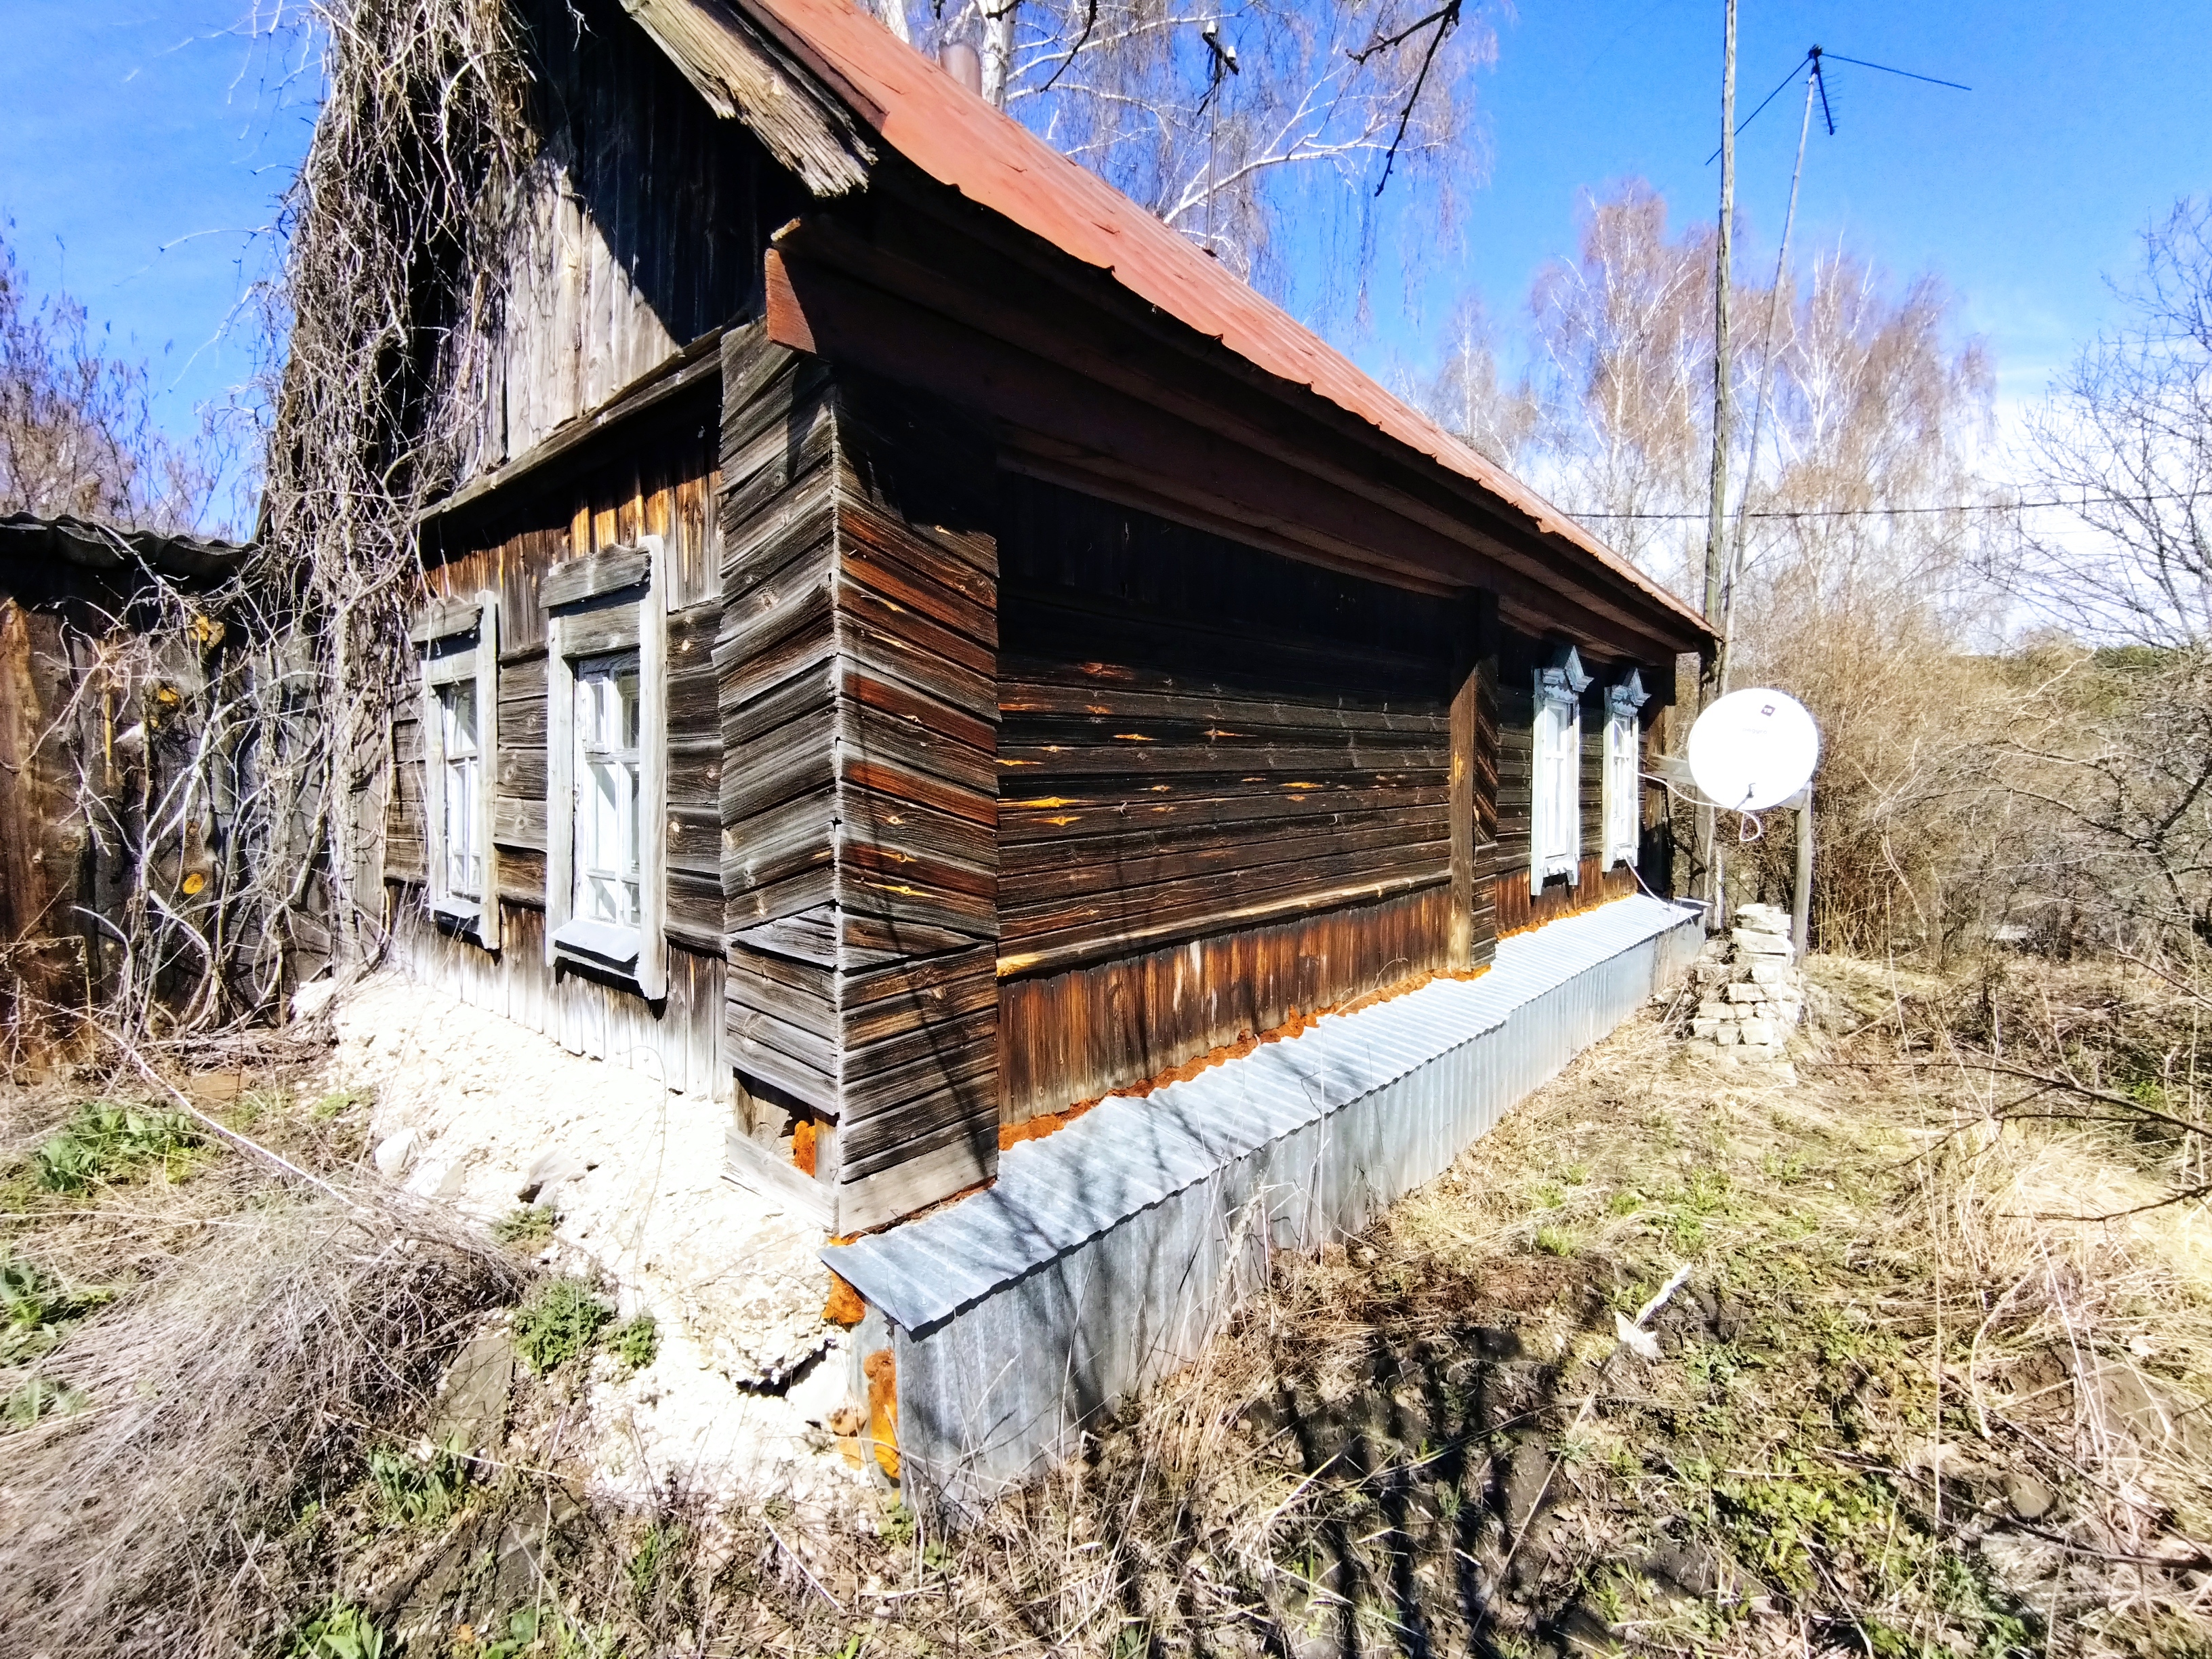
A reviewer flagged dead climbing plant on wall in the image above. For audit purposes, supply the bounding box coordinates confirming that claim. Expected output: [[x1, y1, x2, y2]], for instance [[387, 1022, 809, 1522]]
[[20, 0, 547, 1042]]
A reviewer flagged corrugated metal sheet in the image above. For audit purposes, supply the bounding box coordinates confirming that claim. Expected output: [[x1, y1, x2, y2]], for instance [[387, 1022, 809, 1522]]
[[655, 0, 1706, 640], [820, 895, 1704, 1509]]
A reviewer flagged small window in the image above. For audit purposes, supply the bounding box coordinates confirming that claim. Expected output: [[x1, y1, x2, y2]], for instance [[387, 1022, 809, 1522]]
[[1601, 670, 1650, 869], [438, 682, 483, 900], [573, 653, 642, 930], [413, 589, 500, 949], [544, 536, 667, 999], [1530, 645, 1590, 897]]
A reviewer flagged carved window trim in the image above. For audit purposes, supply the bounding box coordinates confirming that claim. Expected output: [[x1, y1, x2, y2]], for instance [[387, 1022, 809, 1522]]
[[413, 590, 501, 950], [1602, 669, 1650, 870], [545, 535, 668, 1000], [1531, 644, 1590, 897]]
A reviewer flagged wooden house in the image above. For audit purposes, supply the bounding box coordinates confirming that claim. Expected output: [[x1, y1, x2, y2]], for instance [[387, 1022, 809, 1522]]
[[387, 0, 1713, 1254]]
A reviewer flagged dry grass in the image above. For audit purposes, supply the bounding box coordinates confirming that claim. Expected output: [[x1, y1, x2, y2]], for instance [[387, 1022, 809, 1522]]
[[5, 954, 2211, 1658], [0, 1054, 523, 1659]]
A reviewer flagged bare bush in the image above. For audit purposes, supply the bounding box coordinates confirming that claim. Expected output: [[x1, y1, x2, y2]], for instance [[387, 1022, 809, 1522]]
[[0, 1187, 520, 1658]]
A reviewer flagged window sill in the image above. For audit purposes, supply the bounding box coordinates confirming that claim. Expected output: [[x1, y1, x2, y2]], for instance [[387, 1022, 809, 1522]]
[[431, 896, 497, 951], [553, 917, 642, 972]]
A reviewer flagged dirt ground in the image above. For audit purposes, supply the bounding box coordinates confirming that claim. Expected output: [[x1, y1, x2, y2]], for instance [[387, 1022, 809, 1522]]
[[4, 951, 2211, 1657]]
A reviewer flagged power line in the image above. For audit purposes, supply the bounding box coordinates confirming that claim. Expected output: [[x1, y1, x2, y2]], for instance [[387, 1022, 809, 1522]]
[[1576, 491, 2205, 521]]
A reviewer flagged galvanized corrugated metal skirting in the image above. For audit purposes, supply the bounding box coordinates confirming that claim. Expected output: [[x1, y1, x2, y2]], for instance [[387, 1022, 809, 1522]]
[[823, 894, 1703, 1510]]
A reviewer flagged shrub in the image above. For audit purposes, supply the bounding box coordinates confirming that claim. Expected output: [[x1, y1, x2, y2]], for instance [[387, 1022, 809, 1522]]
[[33, 1102, 200, 1193], [512, 1276, 613, 1374]]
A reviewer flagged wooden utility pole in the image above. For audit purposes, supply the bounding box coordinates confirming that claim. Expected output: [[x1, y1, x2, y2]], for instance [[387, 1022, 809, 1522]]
[[1696, 0, 1738, 925]]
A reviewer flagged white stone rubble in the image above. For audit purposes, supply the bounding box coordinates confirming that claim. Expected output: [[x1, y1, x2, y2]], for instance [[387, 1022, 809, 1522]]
[[327, 971, 872, 1508], [1683, 902, 1805, 1063]]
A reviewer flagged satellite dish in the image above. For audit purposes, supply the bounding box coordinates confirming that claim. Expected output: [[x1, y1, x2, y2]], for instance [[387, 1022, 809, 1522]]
[[1687, 689, 1820, 813]]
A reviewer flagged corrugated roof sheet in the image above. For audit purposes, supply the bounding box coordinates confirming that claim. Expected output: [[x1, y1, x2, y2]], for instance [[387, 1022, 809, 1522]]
[[682, 0, 1706, 638], [823, 894, 1701, 1332]]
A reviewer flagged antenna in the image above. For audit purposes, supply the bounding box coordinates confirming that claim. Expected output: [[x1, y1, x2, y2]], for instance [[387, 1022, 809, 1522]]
[[1710, 41, 1967, 159], [1687, 689, 1822, 816]]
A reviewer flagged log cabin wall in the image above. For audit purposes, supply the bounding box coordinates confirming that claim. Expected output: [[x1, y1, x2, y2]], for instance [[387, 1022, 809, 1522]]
[[1488, 623, 1664, 937], [387, 391, 728, 1096], [716, 325, 1002, 1235], [451, 0, 798, 485], [995, 475, 1466, 1126]]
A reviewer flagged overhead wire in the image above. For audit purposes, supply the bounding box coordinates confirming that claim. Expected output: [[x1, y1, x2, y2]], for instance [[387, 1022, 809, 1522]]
[[1575, 491, 2207, 521]]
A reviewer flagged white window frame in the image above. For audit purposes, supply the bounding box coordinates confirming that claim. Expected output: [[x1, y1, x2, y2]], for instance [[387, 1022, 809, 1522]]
[[414, 590, 500, 949], [545, 535, 666, 1000], [1602, 669, 1650, 870], [1530, 644, 1590, 897]]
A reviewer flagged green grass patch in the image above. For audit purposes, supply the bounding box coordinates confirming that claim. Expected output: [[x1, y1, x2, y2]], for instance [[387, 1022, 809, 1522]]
[[1, 1252, 113, 1364], [612, 1313, 658, 1370], [32, 1101, 202, 1193], [492, 1203, 557, 1245], [512, 1275, 614, 1374], [367, 1437, 473, 1528]]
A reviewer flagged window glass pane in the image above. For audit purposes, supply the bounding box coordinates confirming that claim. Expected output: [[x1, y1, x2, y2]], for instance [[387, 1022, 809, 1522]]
[[573, 653, 643, 930], [439, 682, 480, 899]]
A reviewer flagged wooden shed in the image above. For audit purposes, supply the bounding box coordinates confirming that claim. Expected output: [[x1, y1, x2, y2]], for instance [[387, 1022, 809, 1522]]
[[386, 0, 1713, 1249], [0, 514, 258, 1031]]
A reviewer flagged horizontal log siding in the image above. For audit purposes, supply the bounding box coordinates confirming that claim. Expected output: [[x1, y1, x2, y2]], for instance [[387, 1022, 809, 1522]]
[[455, 0, 792, 480], [385, 398, 724, 1088], [1000, 886, 1448, 1124], [996, 475, 1461, 1125], [717, 325, 1001, 1233]]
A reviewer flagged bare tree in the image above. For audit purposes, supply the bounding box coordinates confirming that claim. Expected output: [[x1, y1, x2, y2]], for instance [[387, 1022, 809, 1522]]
[[1415, 292, 1532, 468], [2022, 198, 2212, 648], [0, 233, 220, 533], [901, 0, 1492, 302]]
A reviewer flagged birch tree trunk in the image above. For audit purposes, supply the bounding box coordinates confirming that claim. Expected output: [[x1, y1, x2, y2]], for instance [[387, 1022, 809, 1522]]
[[982, 1, 1018, 107]]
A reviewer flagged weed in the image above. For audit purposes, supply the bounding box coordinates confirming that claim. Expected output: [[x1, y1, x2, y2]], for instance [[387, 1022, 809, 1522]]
[[1534, 1181, 1566, 1208], [33, 1101, 201, 1192], [1563, 1160, 1591, 1184], [512, 1275, 613, 1373], [493, 1203, 557, 1245], [882, 1500, 917, 1547], [630, 1521, 681, 1601], [612, 1313, 658, 1370], [3, 1374, 86, 1429], [367, 1437, 472, 1527], [1606, 1188, 1643, 1215], [0, 1252, 112, 1364], [312, 1086, 374, 1120], [232, 1086, 287, 1126], [289, 1597, 386, 1659], [1534, 1223, 1575, 1256]]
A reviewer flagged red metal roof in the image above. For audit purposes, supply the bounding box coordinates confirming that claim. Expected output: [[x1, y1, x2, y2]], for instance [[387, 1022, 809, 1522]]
[[726, 0, 1707, 637]]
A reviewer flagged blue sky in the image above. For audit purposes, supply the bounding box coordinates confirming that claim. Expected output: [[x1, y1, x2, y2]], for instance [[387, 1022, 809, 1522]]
[[1411, 0, 2211, 417], [5, 0, 2206, 503]]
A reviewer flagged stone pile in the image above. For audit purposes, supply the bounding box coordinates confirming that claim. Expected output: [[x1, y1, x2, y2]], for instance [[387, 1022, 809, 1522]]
[[1686, 901, 1803, 1060]]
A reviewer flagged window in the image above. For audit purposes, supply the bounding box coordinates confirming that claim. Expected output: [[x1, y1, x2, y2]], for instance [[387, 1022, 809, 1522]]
[[1602, 670, 1649, 870], [1530, 645, 1590, 897], [545, 535, 666, 998], [413, 589, 499, 948], [573, 654, 642, 930]]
